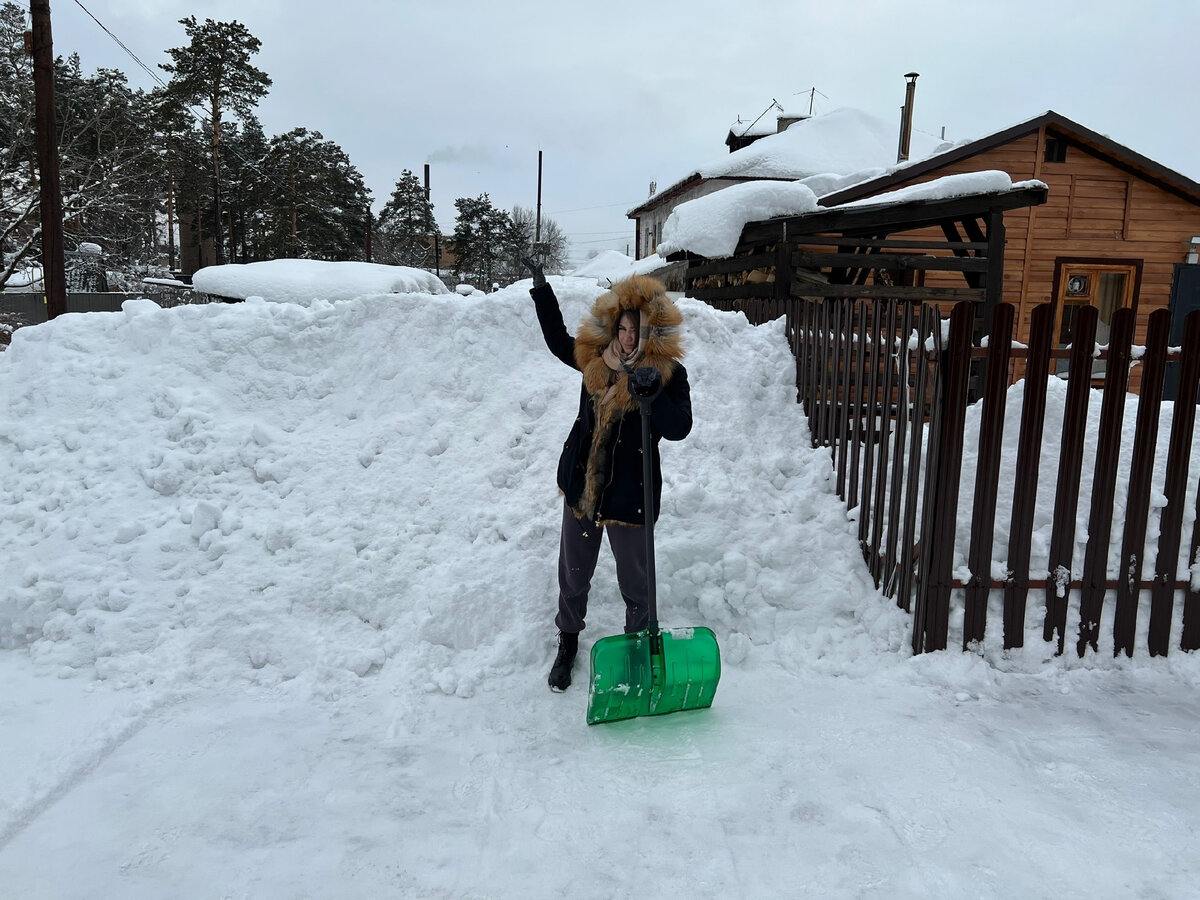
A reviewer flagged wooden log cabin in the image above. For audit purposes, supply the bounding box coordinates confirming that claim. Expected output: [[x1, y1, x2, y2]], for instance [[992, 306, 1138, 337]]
[[818, 111, 1200, 392]]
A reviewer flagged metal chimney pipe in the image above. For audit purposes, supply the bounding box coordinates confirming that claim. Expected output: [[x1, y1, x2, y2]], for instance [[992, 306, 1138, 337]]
[[897, 72, 919, 162]]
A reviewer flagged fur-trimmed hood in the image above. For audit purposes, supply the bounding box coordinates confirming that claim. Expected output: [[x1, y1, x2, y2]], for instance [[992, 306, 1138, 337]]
[[573, 275, 684, 408]]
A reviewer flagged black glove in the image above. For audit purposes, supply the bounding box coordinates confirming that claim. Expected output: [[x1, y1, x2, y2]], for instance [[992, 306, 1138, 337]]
[[630, 366, 662, 400], [521, 255, 547, 289]]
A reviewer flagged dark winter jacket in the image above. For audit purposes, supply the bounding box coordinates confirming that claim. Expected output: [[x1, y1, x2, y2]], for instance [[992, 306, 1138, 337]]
[[531, 279, 692, 526]]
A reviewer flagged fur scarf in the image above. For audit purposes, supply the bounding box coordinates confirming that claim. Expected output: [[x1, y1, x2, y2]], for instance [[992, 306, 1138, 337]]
[[571, 275, 684, 522]]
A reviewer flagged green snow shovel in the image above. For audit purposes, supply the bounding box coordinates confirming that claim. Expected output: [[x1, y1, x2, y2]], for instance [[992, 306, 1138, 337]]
[[586, 367, 720, 726]]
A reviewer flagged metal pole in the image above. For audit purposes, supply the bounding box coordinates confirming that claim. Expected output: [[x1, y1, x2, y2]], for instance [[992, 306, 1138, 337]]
[[30, 0, 66, 319], [364, 206, 371, 262], [536, 150, 543, 245], [425, 163, 438, 275]]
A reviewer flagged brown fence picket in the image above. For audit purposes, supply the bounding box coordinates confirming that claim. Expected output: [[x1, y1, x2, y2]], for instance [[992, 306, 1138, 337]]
[[1150, 310, 1200, 654], [869, 302, 899, 584], [963, 302, 1015, 647], [897, 305, 937, 612], [882, 302, 916, 597], [1003, 302, 1055, 648], [913, 301, 974, 653], [858, 301, 883, 551], [847, 301, 868, 511], [1113, 308, 1169, 656], [830, 299, 847, 471], [796, 300, 812, 412], [1044, 305, 1099, 653], [818, 300, 835, 445], [1077, 307, 1135, 656], [835, 300, 854, 500]]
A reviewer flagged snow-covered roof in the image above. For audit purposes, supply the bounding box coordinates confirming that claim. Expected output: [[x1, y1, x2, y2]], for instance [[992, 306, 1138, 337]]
[[727, 101, 801, 139], [191, 259, 450, 304], [658, 171, 1046, 259], [821, 109, 1200, 208], [633, 107, 951, 216]]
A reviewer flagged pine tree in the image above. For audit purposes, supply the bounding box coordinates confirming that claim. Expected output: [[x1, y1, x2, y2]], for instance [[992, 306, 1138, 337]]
[[160, 16, 271, 266], [377, 170, 435, 267], [452, 194, 513, 287], [258, 127, 370, 261]]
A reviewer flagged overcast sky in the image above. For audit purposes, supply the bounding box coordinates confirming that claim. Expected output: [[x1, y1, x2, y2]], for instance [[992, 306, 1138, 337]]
[[42, 0, 1200, 267]]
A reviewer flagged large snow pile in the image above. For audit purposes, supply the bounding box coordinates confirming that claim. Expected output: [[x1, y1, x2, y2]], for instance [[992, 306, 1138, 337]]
[[568, 250, 636, 279], [569, 250, 673, 283], [191, 258, 449, 304], [0, 277, 1196, 897]]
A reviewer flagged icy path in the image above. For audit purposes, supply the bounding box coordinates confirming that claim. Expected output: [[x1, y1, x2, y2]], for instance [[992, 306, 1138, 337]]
[[1, 651, 1194, 898]]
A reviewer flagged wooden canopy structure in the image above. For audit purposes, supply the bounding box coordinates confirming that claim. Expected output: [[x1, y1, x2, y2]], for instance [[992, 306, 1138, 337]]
[[669, 184, 1049, 325]]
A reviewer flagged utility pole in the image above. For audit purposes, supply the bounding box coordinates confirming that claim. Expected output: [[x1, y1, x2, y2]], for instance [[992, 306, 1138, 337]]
[[535, 150, 543, 245], [29, 0, 66, 319], [425, 163, 440, 276], [364, 206, 372, 262]]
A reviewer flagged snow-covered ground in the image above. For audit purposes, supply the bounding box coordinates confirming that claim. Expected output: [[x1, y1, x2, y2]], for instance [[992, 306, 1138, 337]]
[[1, 274, 1196, 898]]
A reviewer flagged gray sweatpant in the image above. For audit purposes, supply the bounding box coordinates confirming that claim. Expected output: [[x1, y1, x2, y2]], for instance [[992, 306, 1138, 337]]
[[555, 501, 649, 635]]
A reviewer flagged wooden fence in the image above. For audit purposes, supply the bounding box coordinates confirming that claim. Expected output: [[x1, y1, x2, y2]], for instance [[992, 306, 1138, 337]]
[[705, 295, 1200, 658]]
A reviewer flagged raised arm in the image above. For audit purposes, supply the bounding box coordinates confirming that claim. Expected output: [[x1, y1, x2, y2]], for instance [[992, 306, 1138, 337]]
[[524, 256, 577, 369]]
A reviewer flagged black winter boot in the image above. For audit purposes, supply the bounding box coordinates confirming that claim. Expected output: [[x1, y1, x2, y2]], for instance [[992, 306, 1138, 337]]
[[548, 631, 579, 692]]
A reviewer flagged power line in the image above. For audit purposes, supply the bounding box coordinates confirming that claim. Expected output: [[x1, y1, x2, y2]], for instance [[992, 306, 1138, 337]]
[[549, 200, 643, 214]]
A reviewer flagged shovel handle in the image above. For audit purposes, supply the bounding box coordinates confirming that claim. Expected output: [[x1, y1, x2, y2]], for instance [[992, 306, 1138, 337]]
[[638, 396, 659, 639]]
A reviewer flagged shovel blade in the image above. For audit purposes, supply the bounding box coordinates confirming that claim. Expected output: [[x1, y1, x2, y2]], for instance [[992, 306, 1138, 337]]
[[586, 627, 721, 726]]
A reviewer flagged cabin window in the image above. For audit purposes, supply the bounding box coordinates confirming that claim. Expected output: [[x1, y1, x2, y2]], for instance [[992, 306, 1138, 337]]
[[1054, 261, 1139, 378], [1044, 137, 1068, 163]]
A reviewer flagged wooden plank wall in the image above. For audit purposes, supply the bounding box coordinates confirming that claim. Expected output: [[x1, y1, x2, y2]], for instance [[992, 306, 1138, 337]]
[[855, 128, 1200, 391]]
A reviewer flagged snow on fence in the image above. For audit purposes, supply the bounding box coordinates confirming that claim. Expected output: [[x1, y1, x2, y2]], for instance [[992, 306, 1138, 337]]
[[703, 294, 1200, 658]]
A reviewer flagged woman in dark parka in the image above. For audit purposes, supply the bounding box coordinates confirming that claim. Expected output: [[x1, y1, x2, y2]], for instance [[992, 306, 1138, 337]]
[[523, 259, 692, 691]]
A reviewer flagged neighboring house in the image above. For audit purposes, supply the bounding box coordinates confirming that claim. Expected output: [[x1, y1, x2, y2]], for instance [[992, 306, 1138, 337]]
[[628, 106, 949, 260], [820, 111, 1200, 372]]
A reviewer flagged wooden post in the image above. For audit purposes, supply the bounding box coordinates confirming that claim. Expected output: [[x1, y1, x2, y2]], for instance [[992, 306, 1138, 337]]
[[30, 0, 66, 319], [983, 208, 1006, 325]]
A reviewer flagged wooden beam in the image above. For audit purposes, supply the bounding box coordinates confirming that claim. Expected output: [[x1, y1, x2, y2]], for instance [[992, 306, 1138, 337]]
[[796, 236, 989, 251], [792, 249, 991, 273], [686, 251, 776, 278], [774, 222, 792, 300], [790, 283, 986, 301], [691, 283, 779, 301], [983, 208, 1006, 322]]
